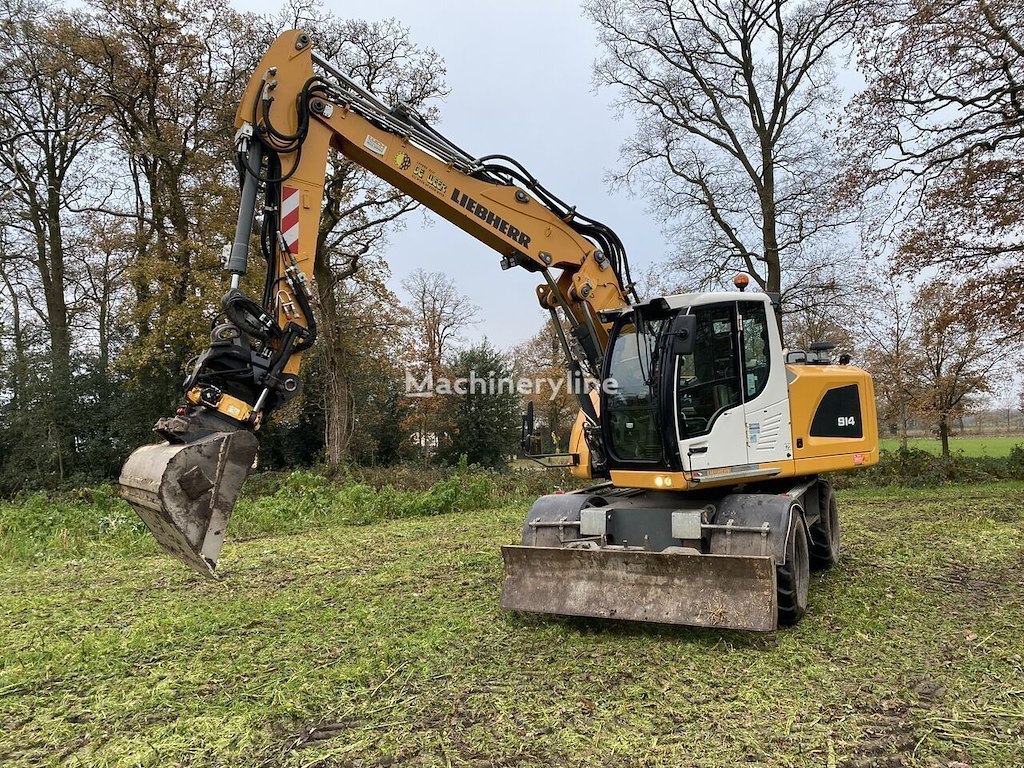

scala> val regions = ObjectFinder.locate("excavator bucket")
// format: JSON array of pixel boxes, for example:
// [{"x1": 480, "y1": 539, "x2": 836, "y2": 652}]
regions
[
  {"x1": 119, "y1": 430, "x2": 258, "y2": 578},
  {"x1": 500, "y1": 546, "x2": 778, "y2": 631}
]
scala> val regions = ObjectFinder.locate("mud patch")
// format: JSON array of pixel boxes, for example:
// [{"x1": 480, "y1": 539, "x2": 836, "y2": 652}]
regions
[
  {"x1": 917, "y1": 559, "x2": 1024, "y2": 613},
  {"x1": 839, "y1": 703, "x2": 917, "y2": 768},
  {"x1": 291, "y1": 717, "x2": 368, "y2": 749}
]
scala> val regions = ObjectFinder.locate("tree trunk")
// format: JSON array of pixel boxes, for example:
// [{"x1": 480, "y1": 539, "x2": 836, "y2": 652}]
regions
[
  {"x1": 0, "y1": 271, "x2": 25, "y2": 408},
  {"x1": 44, "y1": 172, "x2": 73, "y2": 480},
  {"x1": 939, "y1": 417, "x2": 950, "y2": 458},
  {"x1": 759, "y1": 148, "x2": 784, "y2": 340},
  {"x1": 314, "y1": 250, "x2": 354, "y2": 466},
  {"x1": 97, "y1": 276, "x2": 110, "y2": 374},
  {"x1": 321, "y1": 329, "x2": 354, "y2": 466}
]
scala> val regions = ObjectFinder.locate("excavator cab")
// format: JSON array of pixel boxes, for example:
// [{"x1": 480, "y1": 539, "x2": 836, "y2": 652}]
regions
[
  {"x1": 501, "y1": 292, "x2": 878, "y2": 630},
  {"x1": 599, "y1": 293, "x2": 796, "y2": 478}
]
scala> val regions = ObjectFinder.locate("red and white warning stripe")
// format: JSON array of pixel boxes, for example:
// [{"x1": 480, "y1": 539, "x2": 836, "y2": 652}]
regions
[{"x1": 281, "y1": 186, "x2": 300, "y2": 255}]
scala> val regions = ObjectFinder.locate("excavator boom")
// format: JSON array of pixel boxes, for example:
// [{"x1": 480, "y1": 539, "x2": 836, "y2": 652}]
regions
[{"x1": 120, "y1": 30, "x2": 631, "y2": 577}]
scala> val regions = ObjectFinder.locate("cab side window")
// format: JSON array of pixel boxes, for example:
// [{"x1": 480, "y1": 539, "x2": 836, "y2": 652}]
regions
[
  {"x1": 676, "y1": 304, "x2": 741, "y2": 438},
  {"x1": 740, "y1": 301, "x2": 770, "y2": 400}
]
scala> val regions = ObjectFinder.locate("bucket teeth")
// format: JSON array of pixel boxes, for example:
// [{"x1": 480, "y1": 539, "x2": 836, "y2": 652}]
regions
[
  {"x1": 119, "y1": 429, "x2": 258, "y2": 578},
  {"x1": 500, "y1": 545, "x2": 779, "y2": 631}
]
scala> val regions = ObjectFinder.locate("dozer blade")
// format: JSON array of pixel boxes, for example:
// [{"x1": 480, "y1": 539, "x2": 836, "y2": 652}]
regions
[
  {"x1": 500, "y1": 546, "x2": 778, "y2": 631},
  {"x1": 119, "y1": 430, "x2": 258, "y2": 578}
]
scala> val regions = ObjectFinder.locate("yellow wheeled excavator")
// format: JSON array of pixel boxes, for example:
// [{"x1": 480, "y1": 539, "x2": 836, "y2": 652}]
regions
[{"x1": 120, "y1": 30, "x2": 879, "y2": 631}]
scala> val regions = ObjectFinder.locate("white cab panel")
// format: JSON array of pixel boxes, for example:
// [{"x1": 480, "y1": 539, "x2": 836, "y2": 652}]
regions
[{"x1": 682, "y1": 407, "x2": 748, "y2": 471}]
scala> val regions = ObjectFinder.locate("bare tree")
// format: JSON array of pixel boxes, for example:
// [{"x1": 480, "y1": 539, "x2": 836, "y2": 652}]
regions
[
  {"x1": 0, "y1": 231, "x2": 30, "y2": 413},
  {"x1": 911, "y1": 281, "x2": 1003, "y2": 457},
  {"x1": 402, "y1": 269, "x2": 478, "y2": 460},
  {"x1": 784, "y1": 304, "x2": 855, "y2": 354},
  {"x1": 846, "y1": 0, "x2": 1024, "y2": 336},
  {"x1": 858, "y1": 274, "x2": 922, "y2": 449},
  {"x1": 402, "y1": 269, "x2": 479, "y2": 373},
  {"x1": 0, "y1": 0, "x2": 109, "y2": 476},
  {"x1": 76, "y1": 0, "x2": 257, "y2": 411},
  {"x1": 75, "y1": 217, "x2": 132, "y2": 373},
  {"x1": 586, "y1": 0, "x2": 864, "y2": 323}
]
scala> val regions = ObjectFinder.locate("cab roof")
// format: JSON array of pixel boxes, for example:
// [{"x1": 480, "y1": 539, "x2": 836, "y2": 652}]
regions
[
  {"x1": 657, "y1": 291, "x2": 773, "y2": 309},
  {"x1": 599, "y1": 291, "x2": 777, "y2": 323}
]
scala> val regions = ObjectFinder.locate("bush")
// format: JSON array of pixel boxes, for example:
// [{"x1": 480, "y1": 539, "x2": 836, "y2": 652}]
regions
[
  {"x1": 834, "y1": 447, "x2": 1024, "y2": 489},
  {"x1": 234, "y1": 463, "x2": 516, "y2": 538},
  {"x1": 0, "y1": 485, "x2": 152, "y2": 561},
  {"x1": 36, "y1": 447, "x2": 1024, "y2": 564}
]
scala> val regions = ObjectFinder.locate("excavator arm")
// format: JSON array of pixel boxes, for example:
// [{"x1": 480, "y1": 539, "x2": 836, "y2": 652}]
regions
[{"x1": 119, "y1": 30, "x2": 634, "y2": 577}]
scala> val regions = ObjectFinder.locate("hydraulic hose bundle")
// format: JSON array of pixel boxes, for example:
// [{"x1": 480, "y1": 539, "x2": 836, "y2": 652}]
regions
[{"x1": 229, "y1": 75, "x2": 332, "y2": 362}]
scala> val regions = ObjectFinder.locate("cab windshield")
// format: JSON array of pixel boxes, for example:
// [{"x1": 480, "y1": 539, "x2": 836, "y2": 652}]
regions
[{"x1": 604, "y1": 312, "x2": 664, "y2": 463}]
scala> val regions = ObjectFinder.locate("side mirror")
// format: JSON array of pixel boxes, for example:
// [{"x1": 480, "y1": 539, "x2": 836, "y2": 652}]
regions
[
  {"x1": 669, "y1": 313, "x2": 697, "y2": 356},
  {"x1": 520, "y1": 401, "x2": 535, "y2": 450}
]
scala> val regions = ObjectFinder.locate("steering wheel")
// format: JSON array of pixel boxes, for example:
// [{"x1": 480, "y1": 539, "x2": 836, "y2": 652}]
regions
[
  {"x1": 679, "y1": 376, "x2": 735, "y2": 394},
  {"x1": 679, "y1": 413, "x2": 708, "y2": 433}
]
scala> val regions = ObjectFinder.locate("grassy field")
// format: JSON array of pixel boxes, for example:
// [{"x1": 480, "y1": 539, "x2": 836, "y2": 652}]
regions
[
  {"x1": 2, "y1": 483, "x2": 1023, "y2": 767},
  {"x1": 879, "y1": 436, "x2": 1023, "y2": 457}
]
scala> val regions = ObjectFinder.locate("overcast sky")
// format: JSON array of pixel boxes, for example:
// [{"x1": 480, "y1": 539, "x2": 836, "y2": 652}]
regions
[{"x1": 234, "y1": 0, "x2": 663, "y2": 351}]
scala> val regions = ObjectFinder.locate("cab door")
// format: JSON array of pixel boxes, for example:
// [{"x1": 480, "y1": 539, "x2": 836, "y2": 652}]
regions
[
  {"x1": 738, "y1": 300, "x2": 793, "y2": 466},
  {"x1": 674, "y1": 303, "x2": 748, "y2": 472}
]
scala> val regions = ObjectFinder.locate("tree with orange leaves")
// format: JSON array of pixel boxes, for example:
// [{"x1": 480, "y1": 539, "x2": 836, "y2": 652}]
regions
[{"x1": 910, "y1": 281, "x2": 1004, "y2": 457}]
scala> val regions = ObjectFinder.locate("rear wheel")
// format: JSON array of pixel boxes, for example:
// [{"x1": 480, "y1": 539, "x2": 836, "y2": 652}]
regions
[
  {"x1": 776, "y1": 512, "x2": 809, "y2": 627},
  {"x1": 809, "y1": 483, "x2": 840, "y2": 570}
]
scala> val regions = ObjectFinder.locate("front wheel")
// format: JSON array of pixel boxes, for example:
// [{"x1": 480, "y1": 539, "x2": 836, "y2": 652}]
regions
[{"x1": 776, "y1": 512, "x2": 809, "y2": 627}]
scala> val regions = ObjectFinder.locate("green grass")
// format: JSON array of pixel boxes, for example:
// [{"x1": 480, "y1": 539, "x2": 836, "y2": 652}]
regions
[
  {"x1": 879, "y1": 436, "x2": 1023, "y2": 457},
  {"x1": 1, "y1": 483, "x2": 1023, "y2": 767}
]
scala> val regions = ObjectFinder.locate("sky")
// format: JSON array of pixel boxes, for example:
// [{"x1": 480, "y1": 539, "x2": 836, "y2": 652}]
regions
[{"x1": 233, "y1": 0, "x2": 663, "y2": 351}]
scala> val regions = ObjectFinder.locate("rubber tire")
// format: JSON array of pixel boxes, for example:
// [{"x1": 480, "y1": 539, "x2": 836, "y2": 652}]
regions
[
  {"x1": 518, "y1": 493, "x2": 606, "y2": 547},
  {"x1": 809, "y1": 484, "x2": 840, "y2": 571},
  {"x1": 776, "y1": 513, "x2": 810, "y2": 627}
]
